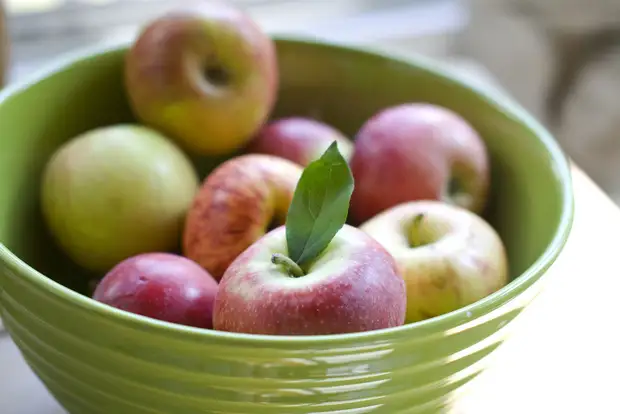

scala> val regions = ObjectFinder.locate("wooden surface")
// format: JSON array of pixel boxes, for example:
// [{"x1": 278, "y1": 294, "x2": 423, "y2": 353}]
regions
[{"x1": 0, "y1": 164, "x2": 618, "y2": 413}]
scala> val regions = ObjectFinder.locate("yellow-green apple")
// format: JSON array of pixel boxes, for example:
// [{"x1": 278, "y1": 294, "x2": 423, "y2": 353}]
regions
[
  {"x1": 349, "y1": 103, "x2": 490, "y2": 224},
  {"x1": 41, "y1": 124, "x2": 199, "y2": 273},
  {"x1": 213, "y1": 224, "x2": 406, "y2": 335},
  {"x1": 183, "y1": 154, "x2": 303, "y2": 280},
  {"x1": 125, "y1": 1, "x2": 278, "y2": 156},
  {"x1": 245, "y1": 117, "x2": 354, "y2": 166},
  {"x1": 93, "y1": 253, "x2": 218, "y2": 329},
  {"x1": 360, "y1": 200, "x2": 509, "y2": 323}
]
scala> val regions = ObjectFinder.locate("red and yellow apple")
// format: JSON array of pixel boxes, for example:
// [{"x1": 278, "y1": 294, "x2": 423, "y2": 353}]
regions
[
  {"x1": 213, "y1": 225, "x2": 406, "y2": 335},
  {"x1": 246, "y1": 117, "x2": 354, "y2": 166},
  {"x1": 349, "y1": 103, "x2": 490, "y2": 224},
  {"x1": 125, "y1": 1, "x2": 278, "y2": 156},
  {"x1": 93, "y1": 252, "x2": 219, "y2": 329},
  {"x1": 40, "y1": 124, "x2": 199, "y2": 273},
  {"x1": 360, "y1": 200, "x2": 509, "y2": 323},
  {"x1": 183, "y1": 154, "x2": 303, "y2": 280}
]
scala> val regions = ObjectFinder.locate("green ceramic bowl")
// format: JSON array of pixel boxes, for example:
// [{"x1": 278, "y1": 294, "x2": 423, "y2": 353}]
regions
[{"x1": 0, "y1": 37, "x2": 573, "y2": 413}]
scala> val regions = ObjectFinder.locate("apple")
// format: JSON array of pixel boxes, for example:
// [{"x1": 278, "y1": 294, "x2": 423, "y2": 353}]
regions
[
  {"x1": 183, "y1": 154, "x2": 303, "y2": 280},
  {"x1": 213, "y1": 225, "x2": 406, "y2": 335},
  {"x1": 245, "y1": 117, "x2": 354, "y2": 166},
  {"x1": 349, "y1": 103, "x2": 490, "y2": 224},
  {"x1": 359, "y1": 200, "x2": 509, "y2": 323},
  {"x1": 93, "y1": 253, "x2": 218, "y2": 329},
  {"x1": 124, "y1": 1, "x2": 278, "y2": 156},
  {"x1": 41, "y1": 124, "x2": 199, "y2": 273}
]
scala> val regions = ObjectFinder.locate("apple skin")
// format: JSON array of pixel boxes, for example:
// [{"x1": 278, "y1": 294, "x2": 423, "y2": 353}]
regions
[
  {"x1": 41, "y1": 124, "x2": 199, "y2": 273},
  {"x1": 359, "y1": 200, "x2": 509, "y2": 323},
  {"x1": 93, "y1": 253, "x2": 219, "y2": 329},
  {"x1": 125, "y1": 1, "x2": 278, "y2": 156},
  {"x1": 213, "y1": 225, "x2": 406, "y2": 335},
  {"x1": 183, "y1": 154, "x2": 303, "y2": 280},
  {"x1": 349, "y1": 103, "x2": 489, "y2": 224},
  {"x1": 245, "y1": 117, "x2": 354, "y2": 166}
]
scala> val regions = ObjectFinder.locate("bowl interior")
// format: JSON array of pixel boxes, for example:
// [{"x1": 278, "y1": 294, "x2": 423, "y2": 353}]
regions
[{"x1": 0, "y1": 38, "x2": 570, "y2": 304}]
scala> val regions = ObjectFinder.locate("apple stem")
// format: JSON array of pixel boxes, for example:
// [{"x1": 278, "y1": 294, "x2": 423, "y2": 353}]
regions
[
  {"x1": 271, "y1": 253, "x2": 305, "y2": 278},
  {"x1": 409, "y1": 213, "x2": 426, "y2": 248}
]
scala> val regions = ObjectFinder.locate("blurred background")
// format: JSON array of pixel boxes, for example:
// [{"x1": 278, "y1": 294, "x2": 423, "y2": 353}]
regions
[{"x1": 2, "y1": 0, "x2": 620, "y2": 204}]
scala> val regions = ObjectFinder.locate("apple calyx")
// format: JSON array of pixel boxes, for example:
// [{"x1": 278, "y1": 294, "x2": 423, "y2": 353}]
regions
[
  {"x1": 281, "y1": 140, "x2": 355, "y2": 270},
  {"x1": 203, "y1": 65, "x2": 230, "y2": 88},
  {"x1": 271, "y1": 253, "x2": 305, "y2": 277}
]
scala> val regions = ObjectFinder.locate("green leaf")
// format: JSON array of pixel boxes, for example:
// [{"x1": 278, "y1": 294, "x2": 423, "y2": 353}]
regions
[{"x1": 285, "y1": 141, "x2": 355, "y2": 266}]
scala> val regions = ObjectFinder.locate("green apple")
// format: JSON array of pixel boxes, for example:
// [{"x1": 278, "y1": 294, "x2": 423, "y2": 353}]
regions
[
  {"x1": 124, "y1": 1, "x2": 278, "y2": 156},
  {"x1": 360, "y1": 200, "x2": 509, "y2": 323},
  {"x1": 41, "y1": 124, "x2": 199, "y2": 273}
]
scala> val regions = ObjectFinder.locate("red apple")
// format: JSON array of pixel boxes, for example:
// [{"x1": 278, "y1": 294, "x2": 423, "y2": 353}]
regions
[
  {"x1": 183, "y1": 154, "x2": 303, "y2": 280},
  {"x1": 93, "y1": 253, "x2": 219, "y2": 329},
  {"x1": 360, "y1": 200, "x2": 508, "y2": 323},
  {"x1": 213, "y1": 225, "x2": 406, "y2": 335},
  {"x1": 246, "y1": 117, "x2": 354, "y2": 166},
  {"x1": 349, "y1": 103, "x2": 490, "y2": 224},
  {"x1": 125, "y1": 1, "x2": 278, "y2": 156}
]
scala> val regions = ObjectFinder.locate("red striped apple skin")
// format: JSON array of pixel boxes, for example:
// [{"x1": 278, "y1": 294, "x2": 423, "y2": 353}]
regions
[{"x1": 183, "y1": 154, "x2": 303, "y2": 280}]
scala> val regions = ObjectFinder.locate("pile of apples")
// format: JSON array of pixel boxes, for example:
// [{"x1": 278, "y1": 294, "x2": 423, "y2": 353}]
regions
[{"x1": 40, "y1": 1, "x2": 508, "y2": 336}]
